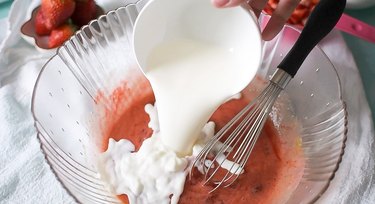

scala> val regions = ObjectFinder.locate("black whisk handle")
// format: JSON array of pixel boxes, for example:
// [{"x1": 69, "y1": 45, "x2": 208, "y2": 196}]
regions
[{"x1": 278, "y1": 0, "x2": 346, "y2": 77}]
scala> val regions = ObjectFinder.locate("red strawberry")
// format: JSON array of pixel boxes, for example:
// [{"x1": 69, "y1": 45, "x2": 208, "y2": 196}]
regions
[
  {"x1": 41, "y1": 0, "x2": 76, "y2": 30},
  {"x1": 48, "y1": 23, "x2": 76, "y2": 48},
  {"x1": 71, "y1": 0, "x2": 97, "y2": 27},
  {"x1": 35, "y1": 8, "x2": 51, "y2": 36}
]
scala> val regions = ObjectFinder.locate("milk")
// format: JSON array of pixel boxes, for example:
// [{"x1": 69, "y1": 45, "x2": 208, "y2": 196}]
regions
[{"x1": 145, "y1": 39, "x2": 258, "y2": 156}]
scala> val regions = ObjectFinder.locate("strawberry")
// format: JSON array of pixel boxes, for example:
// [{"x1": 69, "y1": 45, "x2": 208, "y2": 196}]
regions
[
  {"x1": 265, "y1": 0, "x2": 318, "y2": 26},
  {"x1": 48, "y1": 23, "x2": 76, "y2": 48},
  {"x1": 35, "y1": 8, "x2": 51, "y2": 36},
  {"x1": 41, "y1": 0, "x2": 76, "y2": 30},
  {"x1": 71, "y1": 0, "x2": 97, "y2": 27}
]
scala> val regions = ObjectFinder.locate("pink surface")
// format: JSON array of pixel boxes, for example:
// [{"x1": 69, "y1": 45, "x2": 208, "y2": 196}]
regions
[{"x1": 336, "y1": 13, "x2": 375, "y2": 43}]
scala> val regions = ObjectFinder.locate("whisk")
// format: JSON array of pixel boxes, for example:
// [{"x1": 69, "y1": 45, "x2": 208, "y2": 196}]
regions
[{"x1": 190, "y1": 0, "x2": 346, "y2": 192}]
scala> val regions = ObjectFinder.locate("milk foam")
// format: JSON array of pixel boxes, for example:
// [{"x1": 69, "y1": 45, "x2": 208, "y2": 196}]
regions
[{"x1": 98, "y1": 104, "x2": 216, "y2": 204}]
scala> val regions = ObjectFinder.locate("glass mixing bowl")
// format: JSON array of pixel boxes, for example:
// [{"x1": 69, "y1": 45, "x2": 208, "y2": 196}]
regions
[{"x1": 31, "y1": 1, "x2": 347, "y2": 203}]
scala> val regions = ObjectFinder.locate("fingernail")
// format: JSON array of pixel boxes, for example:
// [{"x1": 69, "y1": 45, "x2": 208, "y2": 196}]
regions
[{"x1": 212, "y1": 0, "x2": 229, "y2": 7}]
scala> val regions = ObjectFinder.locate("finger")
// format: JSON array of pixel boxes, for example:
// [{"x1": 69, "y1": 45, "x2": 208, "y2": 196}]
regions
[
  {"x1": 211, "y1": 0, "x2": 245, "y2": 8},
  {"x1": 262, "y1": 0, "x2": 300, "y2": 40},
  {"x1": 225, "y1": 0, "x2": 246, "y2": 7},
  {"x1": 211, "y1": 0, "x2": 230, "y2": 7},
  {"x1": 248, "y1": 0, "x2": 269, "y2": 17}
]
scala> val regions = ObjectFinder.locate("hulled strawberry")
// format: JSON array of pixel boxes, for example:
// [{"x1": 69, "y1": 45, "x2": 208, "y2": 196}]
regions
[
  {"x1": 48, "y1": 23, "x2": 76, "y2": 48},
  {"x1": 41, "y1": 0, "x2": 76, "y2": 30},
  {"x1": 35, "y1": 8, "x2": 51, "y2": 36},
  {"x1": 71, "y1": 0, "x2": 97, "y2": 27}
]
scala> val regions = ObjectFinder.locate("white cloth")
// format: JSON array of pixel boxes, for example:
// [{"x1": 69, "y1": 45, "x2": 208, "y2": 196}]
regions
[
  {"x1": 0, "y1": 0, "x2": 374, "y2": 204},
  {"x1": 317, "y1": 33, "x2": 375, "y2": 204}
]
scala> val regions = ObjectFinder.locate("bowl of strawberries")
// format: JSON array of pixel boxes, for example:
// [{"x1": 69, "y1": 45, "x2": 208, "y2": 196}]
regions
[{"x1": 21, "y1": 0, "x2": 104, "y2": 50}]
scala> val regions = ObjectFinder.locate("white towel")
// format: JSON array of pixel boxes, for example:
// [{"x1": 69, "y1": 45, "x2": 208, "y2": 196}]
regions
[
  {"x1": 0, "y1": 1, "x2": 374, "y2": 203},
  {"x1": 317, "y1": 32, "x2": 375, "y2": 204}
]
